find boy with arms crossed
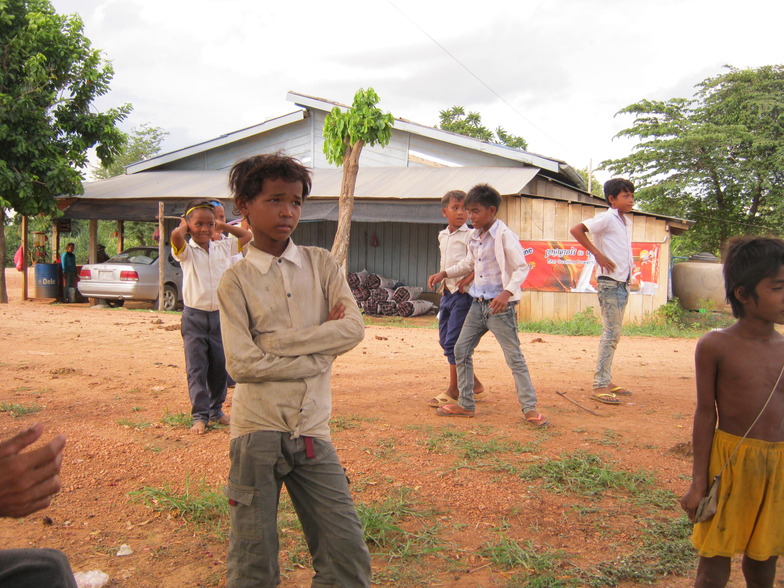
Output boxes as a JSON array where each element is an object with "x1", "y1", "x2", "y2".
[
  {"x1": 427, "y1": 183, "x2": 548, "y2": 427},
  {"x1": 171, "y1": 201, "x2": 252, "y2": 434},
  {"x1": 570, "y1": 178, "x2": 635, "y2": 404},
  {"x1": 427, "y1": 190, "x2": 485, "y2": 407},
  {"x1": 217, "y1": 154, "x2": 371, "y2": 587},
  {"x1": 681, "y1": 237, "x2": 784, "y2": 588}
]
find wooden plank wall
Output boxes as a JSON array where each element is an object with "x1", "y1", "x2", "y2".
[{"x1": 501, "y1": 196, "x2": 671, "y2": 324}]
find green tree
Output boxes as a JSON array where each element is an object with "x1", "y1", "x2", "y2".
[
  {"x1": 438, "y1": 106, "x2": 528, "y2": 150},
  {"x1": 94, "y1": 123, "x2": 169, "y2": 247},
  {"x1": 323, "y1": 87, "x2": 394, "y2": 265},
  {"x1": 0, "y1": 0, "x2": 130, "y2": 302},
  {"x1": 93, "y1": 123, "x2": 168, "y2": 179},
  {"x1": 576, "y1": 168, "x2": 604, "y2": 199},
  {"x1": 602, "y1": 65, "x2": 784, "y2": 255}
]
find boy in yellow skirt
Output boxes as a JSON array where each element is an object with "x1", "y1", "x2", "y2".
[{"x1": 681, "y1": 237, "x2": 784, "y2": 587}]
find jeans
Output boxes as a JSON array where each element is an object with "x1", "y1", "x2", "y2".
[
  {"x1": 225, "y1": 431, "x2": 371, "y2": 588},
  {"x1": 594, "y1": 279, "x2": 629, "y2": 389},
  {"x1": 454, "y1": 300, "x2": 537, "y2": 413}
]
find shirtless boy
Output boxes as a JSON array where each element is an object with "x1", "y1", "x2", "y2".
[{"x1": 680, "y1": 236, "x2": 784, "y2": 587}]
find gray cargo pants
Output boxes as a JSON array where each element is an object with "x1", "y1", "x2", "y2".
[{"x1": 225, "y1": 431, "x2": 371, "y2": 587}]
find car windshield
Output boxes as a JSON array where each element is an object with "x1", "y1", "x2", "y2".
[{"x1": 106, "y1": 248, "x2": 160, "y2": 265}]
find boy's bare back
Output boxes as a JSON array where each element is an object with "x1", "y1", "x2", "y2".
[{"x1": 697, "y1": 324, "x2": 784, "y2": 442}]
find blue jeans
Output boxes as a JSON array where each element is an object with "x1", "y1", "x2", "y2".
[
  {"x1": 225, "y1": 431, "x2": 371, "y2": 588},
  {"x1": 594, "y1": 279, "x2": 629, "y2": 389},
  {"x1": 454, "y1": 300, "x2": 538, "y2": 413}
]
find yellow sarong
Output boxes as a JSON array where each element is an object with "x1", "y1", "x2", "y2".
[{"x1": 692, "y1": 428, "x2": 784, "y2": 560}]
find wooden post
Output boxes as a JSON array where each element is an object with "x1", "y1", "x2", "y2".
[
  {"x1": 52, "y1": 222, "x2": 60, "y2": 263},
  {"x1": 117, "y1": 220, "x2": 124, "y2": 253},
  {"x1": 88, "y1": 219, "x2": 98, "y2": 264},
  {"x1": 21, "y1": 215, "x2": 28, "y2": 301},
  {"x1": 158, "y1": 202, "x2": 165, "y2": 311}
]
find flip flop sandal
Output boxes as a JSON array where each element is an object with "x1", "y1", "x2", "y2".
[
  {"x1": 436, "y1": 403, "x2": 476, "y2": 417},
  {"x1": 609, "y1": 385, "x2": 633, "y2": 396},
  {"x1": 427, "y1": 392, "x2": 457, "y2": 407},
  {"x1": 591, "y1": 393, "x2": 621, "y2": 405},
  {"x1": 523, "y1": 412, "x2": 549, "y2": 428}
]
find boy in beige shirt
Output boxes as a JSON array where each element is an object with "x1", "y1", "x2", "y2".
[{"x1": 217, "y1": 153, "x2": 371, "y2": 587}]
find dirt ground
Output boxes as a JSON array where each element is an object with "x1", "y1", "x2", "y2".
[{"x1": 1, "y1": 268, "x2": 781, "y2": 587}]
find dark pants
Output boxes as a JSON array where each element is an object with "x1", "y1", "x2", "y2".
[
  {"x1": 0, "y1": 549, "x2": 76, "y2": 588},
  {"x1": 438, "y1": 289, "x2": 473, "y2": 365},
  {"x1": 225, "y1": 431, "x2": 371, "y2": 588},
  {"x1": 181, "y1": 307, "x2": 228, "y2": 423}
]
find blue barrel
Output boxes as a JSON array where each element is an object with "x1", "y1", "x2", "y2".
[{"x1": 34, "y1": 263, "x2": 61, "y2": 299}]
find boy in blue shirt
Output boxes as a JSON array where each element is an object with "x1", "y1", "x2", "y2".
[{"x1": 428, "y1": 184, "x2": 548, "y2": 427}]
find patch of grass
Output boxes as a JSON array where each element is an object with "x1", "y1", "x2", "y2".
[
  {"x1": 480, "y1": 537, "x2": 571, "y2": 586},
  {"x1": 357, "y1": 487, "x2": 442, "y2": 558},
  {"x1": 520, "y1": 451, "x2": 653, "y2": 497},
  {"x1": 161, "y1": 410, "x2": 192, "y2": 428},
  {"x1": 131, "y1": 406, "x2": 142, "y2": 412},
  {"x1": 590, "y1": 429, "x2": 620, "y2": 447},
  {"x1": 129, "y1": 477, "x2": 228, "y2": 539},
  {"x1": 0, "y1": 402, "x2": 41, "y2": 417},
  {"x1": 117, "y1": 418, "x2": 152, "y2": 430},
  {"x1": 426, "y1": 428, "x2": 537, "y2": 459},
  {"x1": 331, "y1": 414, "x2": 363, "y2": 432},
  {"x1": 518, "y1": 301, "x2": 734, "y2": 338},
  {"x1": 584, "y1": 516, "x2": 696, "y2": 586},
  {"x1": 373, "y1": 437, "x2": 398, "y2": 459}
]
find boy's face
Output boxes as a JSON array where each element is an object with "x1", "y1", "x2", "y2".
[
  {"x1": 239, "y1": 177, "x2": 303, "y2": 256},
  {"x1": 442, "y1": 198, "x2": 467, "y2": 229},
  {"x1": 608, "y1": 189, "x2": 635, "y2": 214},
  {"x1": 742, "y1": 265, "x2": 784, "y2": 325},
  {"x1": 466, "y1": 202, "x2": 496, "y2": 232},
  {"x1": 187, "y1": 208, "x2": 216, "y2": 248},
  {"x1": 66, "y1": 245, "x2": 74, "y2": 253}
]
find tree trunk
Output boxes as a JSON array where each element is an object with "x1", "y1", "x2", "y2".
[
  {"x1": 0, "y1": 212, "x2": 7, "y2": 303},
  {"x1": 331, "y1": 140, "x2": 364, "y2": 266}
]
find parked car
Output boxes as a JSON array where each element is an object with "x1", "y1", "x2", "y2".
[{"x1": 77, "y1": 246, "x2": 183, "y2": 311}]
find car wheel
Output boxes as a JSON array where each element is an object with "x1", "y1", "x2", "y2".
[
  {"x1": 105, "y1": 299, "x2": 125, "y2": 308},
  {"x1": 160, "y1": 284, "x2": 178, "y2": 311}
]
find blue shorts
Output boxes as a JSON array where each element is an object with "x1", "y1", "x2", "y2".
[{"x1": 438, "y1": 289, "x2": 473, "y2": 364}]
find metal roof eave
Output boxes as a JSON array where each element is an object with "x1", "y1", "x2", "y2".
[
  {"x1": 125, "y1": 110, "x2": 308, "y2": 173},
  {"x1": 286, "y1": 91, "x2": 582, "y2": 184}
]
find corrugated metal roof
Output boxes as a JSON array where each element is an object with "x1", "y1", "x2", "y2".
[{"x1": 74, "y1": 167, "x2": 540, "y2": 201}]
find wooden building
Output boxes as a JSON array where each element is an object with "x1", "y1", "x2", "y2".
[{"x1": 58, "y1": 92, "x2": 690, "y2": 322}]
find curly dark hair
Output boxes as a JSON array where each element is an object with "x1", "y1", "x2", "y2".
[{"x1": 228, "y1": 153, "x2": 312, "y2": 214}]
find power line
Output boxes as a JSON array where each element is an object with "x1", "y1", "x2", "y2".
[{"x1": 386, "y1": 0, "x2": 575, "y2": 158}]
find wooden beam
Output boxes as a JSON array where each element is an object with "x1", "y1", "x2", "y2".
[
  {"x1": 158, "y1": 202, "x2": 164, "y2": 311},
  {"x1": 21, "y1": 215, "x2": 28, "y2": 301}
]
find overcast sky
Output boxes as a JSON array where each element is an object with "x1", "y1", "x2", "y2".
[{"x1": 49, "y1": 0, "x2": 784, "y2": 183}]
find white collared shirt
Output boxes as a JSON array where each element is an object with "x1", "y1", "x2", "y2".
[
  {"x1": 468, "y1": 221, "x2": 504, "y2": 300},
  {"x1": 438, "y1": 224, "x2": 471, "y2": 293},
  {"x1": 172, "y1": 237, "x2": 239, "y2": 311},
  {"x1": 582, "y1": 208, "x2": 633, "y2": 282}
]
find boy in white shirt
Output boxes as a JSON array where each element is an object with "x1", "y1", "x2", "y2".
[
  {"x1": 171, "y1": 201, "x2": 251, "y2": 434},
  {"x1": 427, "y1": 190, "x2": 484, "y2": 407},
  {"x1": 570, "y1": 178, "x2": 635, "y2": 405}
]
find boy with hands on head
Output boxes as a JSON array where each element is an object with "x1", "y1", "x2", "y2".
[{"x1": 171, "y1": 200, "x2": 252, "y2": 434}]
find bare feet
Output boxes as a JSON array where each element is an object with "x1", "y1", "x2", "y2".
[
  {"x1": 212, "y1": 414, "x2": 230, "y2": 426},
  {"x1": 190, "y1": 421, "x2": 207, "y2": 435}
]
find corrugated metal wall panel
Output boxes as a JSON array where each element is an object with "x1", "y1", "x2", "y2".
[{"x1": 292, "y1": 220, "x2": 442, "y2": 288}]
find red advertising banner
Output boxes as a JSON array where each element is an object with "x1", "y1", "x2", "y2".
[{"x1": 521, "y1": 241, "x2": 661, "y2": 295}]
